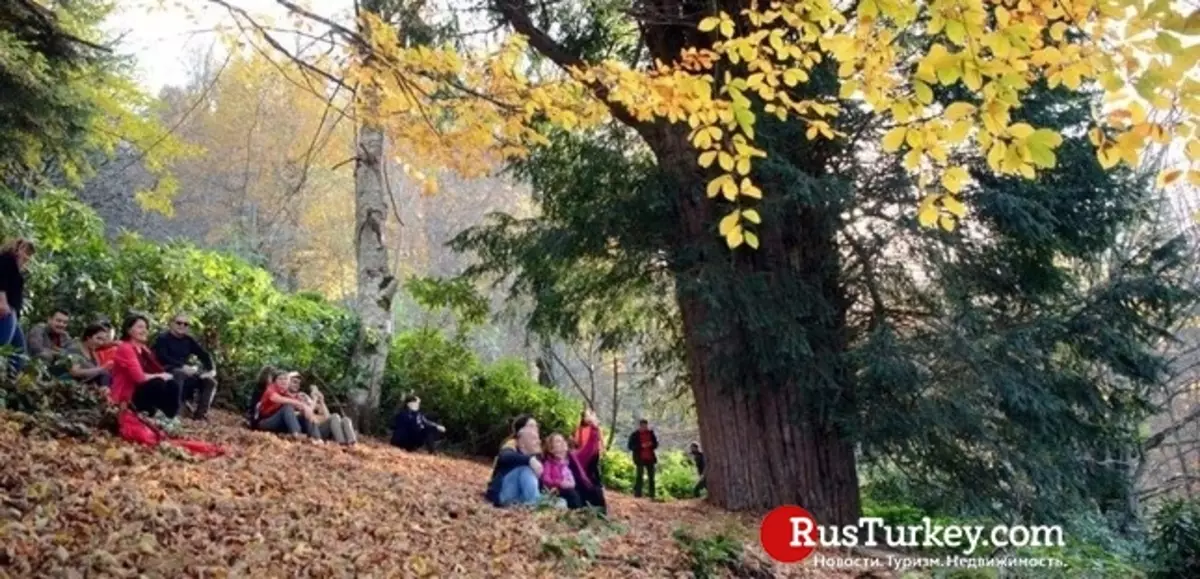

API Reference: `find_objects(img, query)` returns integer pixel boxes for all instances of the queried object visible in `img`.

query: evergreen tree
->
[454,70,1197,520]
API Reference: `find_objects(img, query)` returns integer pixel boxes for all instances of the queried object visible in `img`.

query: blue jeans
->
[497,466,540,507]
[0,312,26,376]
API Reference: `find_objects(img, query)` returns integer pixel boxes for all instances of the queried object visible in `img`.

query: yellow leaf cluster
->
[559,0,1199,241]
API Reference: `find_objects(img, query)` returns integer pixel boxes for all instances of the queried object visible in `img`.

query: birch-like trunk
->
[349,2,398,431]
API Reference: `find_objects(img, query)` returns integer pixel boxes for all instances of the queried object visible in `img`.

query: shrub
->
[2,191,578,457]
[1148,498,1200,579]
[382,329,578,455]
[600,449,700,499]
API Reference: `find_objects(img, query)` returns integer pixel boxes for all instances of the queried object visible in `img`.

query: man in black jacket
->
[152,313,217,420]
[390,395,446,452]
[626,419,660,499]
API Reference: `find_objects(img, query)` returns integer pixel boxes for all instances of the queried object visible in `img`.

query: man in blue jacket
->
[485,424,543,507]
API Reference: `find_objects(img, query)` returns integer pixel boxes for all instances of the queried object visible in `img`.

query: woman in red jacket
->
[109,314,179,418]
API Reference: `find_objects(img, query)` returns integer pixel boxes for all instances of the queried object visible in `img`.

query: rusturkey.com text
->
[758,506,1067,567]
[790,514,1065,556]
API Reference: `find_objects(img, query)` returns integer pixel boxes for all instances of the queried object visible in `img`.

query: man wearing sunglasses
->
[152,313,218,421]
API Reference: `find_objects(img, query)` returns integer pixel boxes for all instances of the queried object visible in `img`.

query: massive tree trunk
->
[494,0,860,524]
[658,129,860,524]
[349,2,398,431]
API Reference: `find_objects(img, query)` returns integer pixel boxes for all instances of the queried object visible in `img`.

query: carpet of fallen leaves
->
[0,410,883,578]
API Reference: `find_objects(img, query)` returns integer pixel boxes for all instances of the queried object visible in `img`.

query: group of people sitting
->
[485,408,608,512]
[244,366,359,445]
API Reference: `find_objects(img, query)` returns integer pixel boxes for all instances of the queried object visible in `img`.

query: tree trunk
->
[657,127,861,525]
[608,355,620,450]
[349,6,398,431]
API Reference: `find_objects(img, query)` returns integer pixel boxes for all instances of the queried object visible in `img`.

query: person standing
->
[152,313,217,420]
[626,419,659,499]
[0,237,35,377]
[390,395,445,452]
[689,441,707,498]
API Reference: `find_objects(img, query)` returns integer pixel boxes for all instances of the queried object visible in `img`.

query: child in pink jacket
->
[540,433,583,509]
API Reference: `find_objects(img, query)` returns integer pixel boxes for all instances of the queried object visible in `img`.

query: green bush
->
[1147,498,1200,579]
[2,190,580,456]
[600,449,700,499]
[382,329,578,455]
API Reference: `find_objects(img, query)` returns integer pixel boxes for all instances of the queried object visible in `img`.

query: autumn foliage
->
[0,409,839,577]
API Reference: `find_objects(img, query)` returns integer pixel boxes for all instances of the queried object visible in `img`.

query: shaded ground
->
[0,411,883,578]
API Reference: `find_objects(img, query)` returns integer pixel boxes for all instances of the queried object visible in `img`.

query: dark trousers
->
[257,405,318,438]
[559,487,584,509]
[634,462,656,498]
[132,377,182,418]
[171,369,217,419]
[83,371,111,387]
[578,485,608,514]
[694,475,707,497]
[394,427,440,452]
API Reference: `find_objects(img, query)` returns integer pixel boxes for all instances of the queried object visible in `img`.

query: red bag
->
[117,409,225,458]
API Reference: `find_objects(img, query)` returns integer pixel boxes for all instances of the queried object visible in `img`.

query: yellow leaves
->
[527,0,1196,250]
[719,211,740,236]
[719,209,760,249]
[782,68,808,87]
[1157,169,1183,188]
[918,193,965,232]
[698,13,736,38]
[707,175,738,200]
[883,127,907,152]
[806,121,835,141]
[691,126,722,149]
[940,166,970,194]
[740,178,763,199]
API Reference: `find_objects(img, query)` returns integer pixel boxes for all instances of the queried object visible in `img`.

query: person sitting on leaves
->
[255,370,322,442]
[540,433,582,509]
[27,308,77,369]
[390,394,445,452]
[245,365,277,428]
[68,323,114,387]
[568,408,608,513]
[110,314,182,431]
[152,313,217,421]
[290,374,357,446]
[485,423,547,508]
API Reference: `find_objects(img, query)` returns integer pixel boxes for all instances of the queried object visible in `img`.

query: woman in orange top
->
[256,371,320,441]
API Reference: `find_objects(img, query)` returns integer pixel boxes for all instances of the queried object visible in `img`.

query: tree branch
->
[492,0,646,130]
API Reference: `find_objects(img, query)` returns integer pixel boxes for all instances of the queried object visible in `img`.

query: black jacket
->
[152,332,214,371]
[390,408,440,447]
[0,252,24,316]
[626,429,660,465]
[691,450,706,475]
[485,447,532,505]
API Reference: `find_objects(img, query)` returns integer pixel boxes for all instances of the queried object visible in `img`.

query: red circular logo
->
[759,505,818,563]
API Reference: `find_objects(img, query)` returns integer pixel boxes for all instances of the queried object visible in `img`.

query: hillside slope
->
[0,411,868,578]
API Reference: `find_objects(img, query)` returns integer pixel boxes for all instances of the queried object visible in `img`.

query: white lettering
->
[789,516,816,547]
